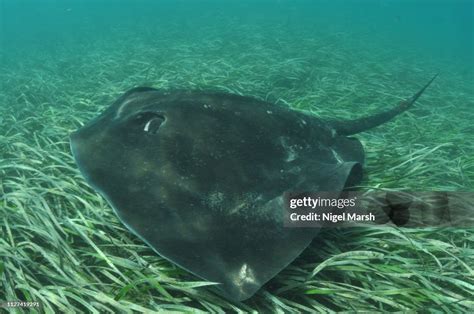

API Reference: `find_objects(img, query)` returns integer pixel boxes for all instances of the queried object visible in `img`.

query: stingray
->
[70,74,437,301]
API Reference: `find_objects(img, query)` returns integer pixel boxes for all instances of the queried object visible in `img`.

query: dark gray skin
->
[70,75,436,301]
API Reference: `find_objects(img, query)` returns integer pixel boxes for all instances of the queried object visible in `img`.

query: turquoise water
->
[1,0,473,69]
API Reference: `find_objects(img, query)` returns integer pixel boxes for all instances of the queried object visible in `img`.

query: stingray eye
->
[131,112,166,134]
[144,116,165,134]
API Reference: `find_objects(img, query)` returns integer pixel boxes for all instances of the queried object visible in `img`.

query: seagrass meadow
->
[1,1,474,313]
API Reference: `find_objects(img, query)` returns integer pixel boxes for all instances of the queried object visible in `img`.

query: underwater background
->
[1,0,473,312]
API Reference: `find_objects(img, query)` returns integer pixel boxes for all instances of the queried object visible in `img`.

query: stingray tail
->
[331,74,438,136]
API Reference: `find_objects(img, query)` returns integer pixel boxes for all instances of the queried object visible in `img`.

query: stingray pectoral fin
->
[331,136,365,165]
[296,158,363,192]
[325,161,363,190]
[330,74,438,135]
